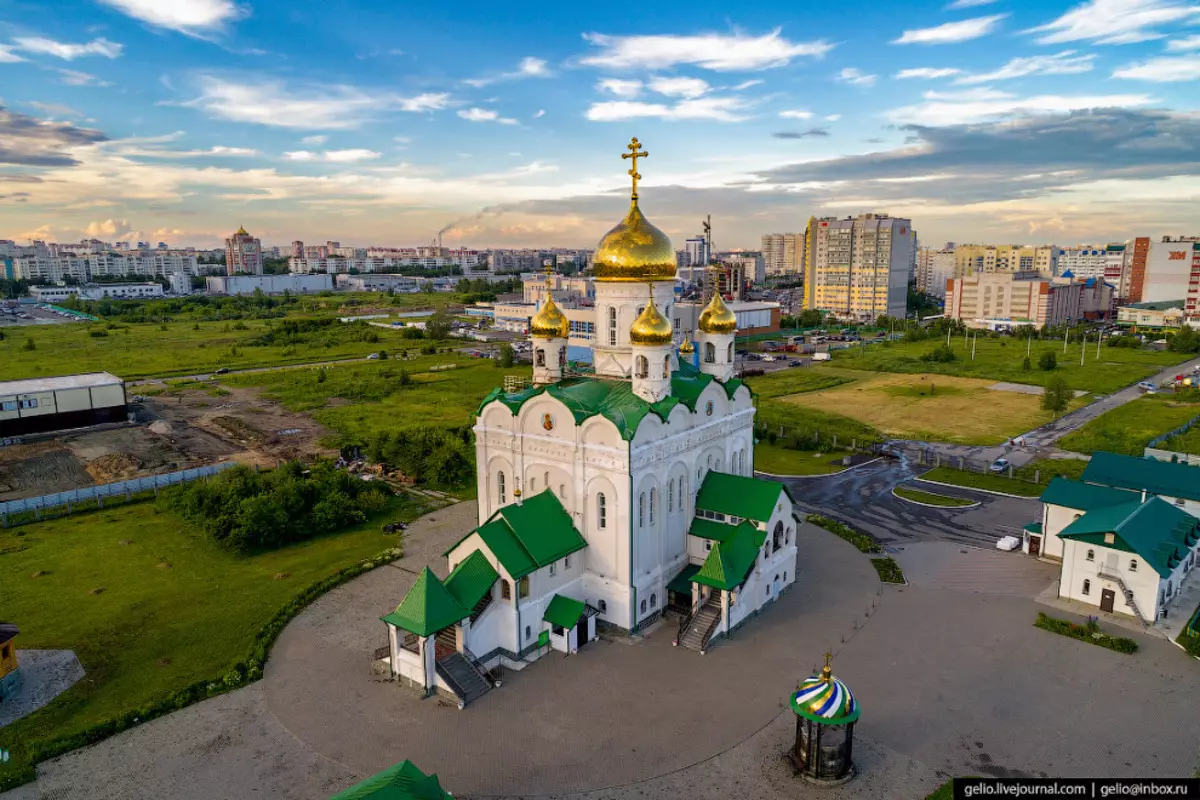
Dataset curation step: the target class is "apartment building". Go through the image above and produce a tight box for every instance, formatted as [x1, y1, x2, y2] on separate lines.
[11, 251, 199, 283]
[1128, 237, 1200, 313]
[803, 214, 913, 320]
[225, 226, 263, 275]
[915, 246, 955, 298]
[953, 244, 1056, 278]
[946, 271, 1112, 330]
[761, 233, 803, 277]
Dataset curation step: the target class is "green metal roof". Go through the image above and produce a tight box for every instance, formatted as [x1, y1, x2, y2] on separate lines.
[1058, 497, 1199, 577]
[443, 550, 498, 611]
[543, 594, 586, 629]
[1024, 521, 1043, 534]
[381, 567, 466, 637]
[476, 360, 748, 441]
[695, 472, 789, 522]
[1040, 476, 1137, 510]
[693, 521, 767, 590]
[1083, 451, 1200, 503]
[688, 517, 742, 543]
[444, 489, 587, 579]
[667, 563, 701, 595]
[328, 760, 453, 800]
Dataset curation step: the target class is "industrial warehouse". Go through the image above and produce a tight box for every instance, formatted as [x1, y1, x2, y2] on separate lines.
[0, 373, 127, 437]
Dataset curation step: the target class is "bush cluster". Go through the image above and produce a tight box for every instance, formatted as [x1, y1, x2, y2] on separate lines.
[166, 460, 390, 552]
[920, 344, 956, 363]
[805, 513, 883, 554]
[364, 426, 473, 489]
[870, 557, 906, 584]
[247, 318, 379, 348]
[1034, 612, 1138, 654]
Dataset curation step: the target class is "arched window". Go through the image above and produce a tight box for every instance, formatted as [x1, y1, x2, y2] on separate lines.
[640, 598, 647, 614]
[598, 599, 607, 613]
[608, 307, 617, 346]
[663, 353, 670, 378]
[635, 355, 648, 378]
[727, 342, 734, 361]
[530, 478, 536, 492]
[544, 471, 549, 487]
[501, 579, 511, 600]
[742, 448, 748, 474]
[558, 346, 566, 366]
[525, 625, 532, 641]
[1082, 579, 1090, 595]
[638, 492, 646, 527]
[650, 593, 657, 609]
[784, 571, 788, 581]
[668, 479, 675, 512]
[498, 471, 506, 504]
[696, 466, 702, 483]
[598, 493, 607, 529]
[535, 348, 545, 367]
[1086, 549, 1094, 562]
[559, 483, 565, 498]
[707, 454, 713, 470]
[773, 521, 784, 553]
[678, 475, 685, 507]
[649, 487, 656, 524]
[1129, 559, 1138, 572]
[704, 342, 716, 363]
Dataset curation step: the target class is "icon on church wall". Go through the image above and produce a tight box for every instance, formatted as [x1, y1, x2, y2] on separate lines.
[705, 401, 714, 416]
[543, 414, 555, 431]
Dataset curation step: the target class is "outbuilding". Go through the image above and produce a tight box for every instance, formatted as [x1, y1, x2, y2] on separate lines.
[0, 372, 126, 436]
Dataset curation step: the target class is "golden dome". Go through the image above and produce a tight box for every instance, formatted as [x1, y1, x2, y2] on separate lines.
[630, 296, 673, 346]
[698, 292, 737, 334]
[529, 294, 568, 339]
[593, 199, 676, 282]
[679, 335, 695, 355]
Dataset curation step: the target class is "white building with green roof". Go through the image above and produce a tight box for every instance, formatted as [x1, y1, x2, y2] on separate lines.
[380, 141, 798, 703]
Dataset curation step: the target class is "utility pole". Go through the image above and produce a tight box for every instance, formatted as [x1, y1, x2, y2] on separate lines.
[1027, 332, 1032, 357]
[1096, 331, 1102, 358]
[947, 326, 952, 347]
[1080, 332, 1086, 366]
[971, 332, 977, 360]
[1063, 327, 1069, 354]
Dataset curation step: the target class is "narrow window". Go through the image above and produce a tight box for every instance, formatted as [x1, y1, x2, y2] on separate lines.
[501, 580, 511, 600]
[638, 492, 646, 527]
[549, 562, 556, 577]
[559, 483, 565, 498]
[608, 306, 617, 346]
[662, 353, 670, 378]
[498, 471, 506, 504]
[650, 593, 657, 609]
[705, 342, 715, 363]
[598, 599, 607, 613]
[525, 625, 532, 641]
[635, 355, 648, 378]
[668, 479, 674, 512]
[1086, 549, 1094, 562]
[649, 487, 656, 524]
[598, 493, 607, 529]
[519, 576, 530, 598]
[530, 478, 536, 492]
[640, 599, 647, 614]
[564, 555, 570, 569]
[544, 471, 549, 487]
[535, 348, 545, 367]
[727, 342, 734, 361]
[1129, 560, 1138, 572]
[678, 476, 685, 508]
[1082, 579, 1090, 596]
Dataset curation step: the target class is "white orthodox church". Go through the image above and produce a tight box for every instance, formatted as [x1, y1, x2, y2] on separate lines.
[382, 139, 799, 705]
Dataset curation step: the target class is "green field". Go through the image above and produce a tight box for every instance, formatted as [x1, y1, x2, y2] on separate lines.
[1058, 396, 1200, 455]
[919, 458, 1087, 497]
[829, 335, 1189, 394]
[753, 443, 853, 476]
[893, 485, 977, 507]
[0, 494, 431, 783]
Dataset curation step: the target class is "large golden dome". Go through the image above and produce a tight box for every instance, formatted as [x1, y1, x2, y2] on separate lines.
[529, 294, 568, 339]
[593, 199, 676, 282]
[630, 296, 673, 346]
[698, 292, 737, 334]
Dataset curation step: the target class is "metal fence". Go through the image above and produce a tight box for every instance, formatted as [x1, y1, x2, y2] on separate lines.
[0, 462, 237, 524]
[1147, 412, 1200, 450]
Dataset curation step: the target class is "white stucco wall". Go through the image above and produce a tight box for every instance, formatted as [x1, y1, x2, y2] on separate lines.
[1060, 540, 1166, 621]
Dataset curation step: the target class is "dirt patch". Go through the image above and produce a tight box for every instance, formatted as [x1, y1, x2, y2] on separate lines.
[0, 444, 93, 500]
[86, 452, 142, 483]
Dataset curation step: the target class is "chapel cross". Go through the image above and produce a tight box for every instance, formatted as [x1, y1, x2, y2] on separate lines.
[824, 650, 834, 671]
[621, 137, 649, 199]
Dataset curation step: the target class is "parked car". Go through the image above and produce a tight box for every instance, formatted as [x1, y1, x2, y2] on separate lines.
[989, 458, 1010, 474]
[1137, 381, 1155, 391]
[214, 367, 231, 375]
[367, 353, 380, 360]
[996, 535, 1021, 552]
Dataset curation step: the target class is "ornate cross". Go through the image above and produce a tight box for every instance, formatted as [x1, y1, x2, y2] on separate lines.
[824, 650, 834, 670]
[621, 137, 648, 199]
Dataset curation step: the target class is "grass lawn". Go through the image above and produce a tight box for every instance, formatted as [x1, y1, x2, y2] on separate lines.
[753, 443, 851, 476]
[0, 493, 431, 776]
[1161, 424, 1200, 456]
[829, 335, 1190, 394]
[919, 458, 1087, 496]
[778, 372, 1078, 446]
[1058, 395, 1200, 455]
[893, 485, 976, 507]
[741, 368, 857, 399]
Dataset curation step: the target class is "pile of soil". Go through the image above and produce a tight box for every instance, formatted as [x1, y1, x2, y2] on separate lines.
[85, 452, 142, 482]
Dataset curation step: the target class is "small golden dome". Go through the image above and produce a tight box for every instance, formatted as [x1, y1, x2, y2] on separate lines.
[630, 296, 673, 346]
[679, 335, 695, 355]
[698, 292, 737, 334]
[529, 294, 568, 339]
[593, 199, 676, 282]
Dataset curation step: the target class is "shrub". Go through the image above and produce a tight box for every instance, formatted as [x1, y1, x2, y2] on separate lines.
[806, 513, 883, 553]
[88, 329, 109, 338]
[1022, 356, 1031, 371]
[871, 557, 905, 584]
[365, 425, 472, 489]
[919, 344, 956, 363]
[1042, 376, 1072, 414]
[1038, 351, 1057, 371]
[1033, 612, 1138, 653]
[21, 337, 34, 351]
[400, 327, 424, 340]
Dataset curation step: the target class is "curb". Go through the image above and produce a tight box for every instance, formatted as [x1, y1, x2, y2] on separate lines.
[914, 476, 1041, 500]
[890, 487, 981, 510]
[756, 456, 883, 480]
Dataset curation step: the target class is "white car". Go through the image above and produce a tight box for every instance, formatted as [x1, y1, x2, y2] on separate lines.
[996, 535, 1021, 551]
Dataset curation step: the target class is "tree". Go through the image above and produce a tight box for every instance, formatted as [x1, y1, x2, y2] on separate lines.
[1038, 351, 1057, 371]
[1169, 325, 1200, 354]
[21, 337, 35, 351]
[424, 309, 452, 340]
[1022, 356, 1031, 371]
[496, 344, 515, 367]
[1042, 376, 1072, 415]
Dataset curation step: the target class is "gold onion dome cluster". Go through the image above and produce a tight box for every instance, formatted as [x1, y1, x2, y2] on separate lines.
[592, 199, 677, 282]
[698, 292, 737, 334]
[529, 294, 569, 339]
[630, 297, 673, 346]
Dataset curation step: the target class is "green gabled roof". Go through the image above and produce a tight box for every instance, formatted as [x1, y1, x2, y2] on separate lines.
[381, 567, 466, 637]
[444, 550, 498, 611]
[688, 517, 743, 543]
[696, 471, 790, 522]
[444, 489, 587, 579]
[543, 594, 586, 629]
[1083, 451, 1200, 503]
[1040, 476, 1137, 511]
[476, 360, 749, 441]
[329, 759, 453, 800]
[1059, 497, 1200, 577]
[667, 563, 701, 595]
[693, 521, 767, 590]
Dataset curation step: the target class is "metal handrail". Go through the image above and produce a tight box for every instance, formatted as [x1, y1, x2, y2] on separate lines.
[460, 646, 493, 686]
[434, 660, 468, 699]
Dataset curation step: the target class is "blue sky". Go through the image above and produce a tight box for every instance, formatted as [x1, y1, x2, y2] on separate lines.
[2, 0, 1199, 250]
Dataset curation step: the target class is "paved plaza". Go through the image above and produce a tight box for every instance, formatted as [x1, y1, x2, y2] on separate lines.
[5, 501, 1200, 800]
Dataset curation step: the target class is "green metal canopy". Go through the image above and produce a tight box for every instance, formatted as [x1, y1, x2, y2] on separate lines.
[443, 550, 498, 611]
[696, 472, 790, 523]
[381, 567, 466, 637]
[667, 563, 701, 595]
[693, 521, 767, 591]
[328, 759, 452, 800]
[1039, 476, 1136, 511]
[543, 594, 587, 629]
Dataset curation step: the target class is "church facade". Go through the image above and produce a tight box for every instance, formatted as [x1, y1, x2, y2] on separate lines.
[382, 138, 798, 703]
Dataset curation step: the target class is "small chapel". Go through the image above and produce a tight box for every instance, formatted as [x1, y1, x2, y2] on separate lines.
[382, 138, 799, 704]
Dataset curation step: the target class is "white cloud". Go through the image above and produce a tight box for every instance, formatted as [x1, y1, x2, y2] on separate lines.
[1112, 55, 1200, 81]
[13, 36, 122, 60]
[84, 218, 134, 237]
[825, 114, 842, 121]
[837, 67, 877, 86]
[1025, 0, 1200, 45]
[893, 15, 1008, 45]
[26, 101, 84, 117]
[896, 67, 963, 79]
[56, 69, 110, 87]
[581, 28, 833, 71]
[465, 56, 553, 86]
[779, 109, 813, 119]
[457, 107, 518, 124]
[947, 0, 1000, 7]
[0, 45, 25, 63]
[300, 135, 327, 145]
[1167, 34, 1200, 51]
[885, 87, 1155, 125]
[127, 143, 259, 158]
[955, 51, 1095, 84]
[518, 57, 549, 76]
[323, 148, 381, 162]
[95, 0, 246, 36]
[533, 109, 546, 118]
[648, 76, 710, 98]
[732, 79, 764, 90]
[283, 150, 316, 161]
[184, 76, 450, 129]
[597, 78, 643, 98]
[586, 97, 750, 122]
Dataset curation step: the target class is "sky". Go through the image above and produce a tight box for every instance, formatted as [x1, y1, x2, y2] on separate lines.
[1, 0, 1199, 251]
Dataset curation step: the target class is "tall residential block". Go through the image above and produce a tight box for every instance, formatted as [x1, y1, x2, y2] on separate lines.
[915, 246, 955, 298]
[802, 214, 913, 320]
[946, 272, 1113, 330]
[761, 233, 803, 277]
[225, 226, 263, 276]
[953, 244, 1056, 278]
[1131, 236, 1200, 310]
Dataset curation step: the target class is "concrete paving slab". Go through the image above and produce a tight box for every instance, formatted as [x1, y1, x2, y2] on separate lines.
[0, 650, 84, 728]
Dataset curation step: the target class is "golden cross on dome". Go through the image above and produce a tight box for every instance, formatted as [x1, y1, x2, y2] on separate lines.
[621, 137, 649, 200]
[824, 650, 834, 669]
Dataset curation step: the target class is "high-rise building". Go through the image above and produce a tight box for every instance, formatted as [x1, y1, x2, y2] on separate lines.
[761, 233, 802, 277]
[946, 271, 1113, 330]
[290, 240, 304, 259]
[225, 226, 263, 276]
[953, 244, 1056, 278]
[802, 214, 914, 320]
[684, 236, 709, 268]
[915, 245, 956, 298]
[1127, 237, 1151, 303]
[1132, 236, 1200, 312]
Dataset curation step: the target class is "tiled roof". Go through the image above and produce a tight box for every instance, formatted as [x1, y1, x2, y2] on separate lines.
[328, 759, 453, 800]
[1040, 476, 1137, 510]
[543, 594, 587, 629]
[443, 550, 498, 612]
[1058, 497, 1200, 577]
[696, 471, 789, 523]
[381, 567, 466, 637]
[1083, 451, 1200, 503]
[693, 521, 767, 590]
[444, 489, 587, 579]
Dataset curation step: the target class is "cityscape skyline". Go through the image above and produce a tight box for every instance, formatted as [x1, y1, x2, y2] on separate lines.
[3, 0, 1200, 250]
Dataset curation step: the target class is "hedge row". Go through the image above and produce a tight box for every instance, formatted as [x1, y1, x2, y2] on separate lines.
[805, 513, 883, 554]
[871, 557, 906, 584]
[1034, 612, 1138, 654]
[0, 545, 404, 793]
